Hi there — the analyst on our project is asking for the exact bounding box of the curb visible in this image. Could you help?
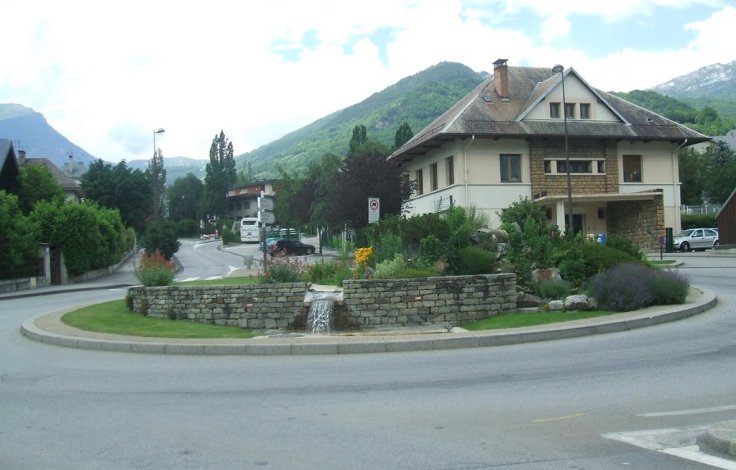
[701,420,736,457]
[21,287,717,356]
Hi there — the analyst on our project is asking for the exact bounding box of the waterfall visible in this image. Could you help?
[307,299,334,335]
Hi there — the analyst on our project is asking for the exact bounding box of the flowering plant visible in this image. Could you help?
[354,246,374,267]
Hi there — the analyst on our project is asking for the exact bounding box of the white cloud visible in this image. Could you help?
[0,0,734,163]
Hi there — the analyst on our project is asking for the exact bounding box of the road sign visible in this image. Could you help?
[368,197,380,224]
[259,210,275,225]
[258,196,274,211]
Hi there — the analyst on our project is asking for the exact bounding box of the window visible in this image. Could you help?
[545,159,606,175]
[445,156,454,185]
[500,154,521,182]
[565,103,575,119]
[580,103,591,119]
[623,155,642,182]
[550,102,561,118]
[415,169,423,195]
[430,163,438,191]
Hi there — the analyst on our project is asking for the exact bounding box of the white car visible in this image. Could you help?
[673,228,719,252]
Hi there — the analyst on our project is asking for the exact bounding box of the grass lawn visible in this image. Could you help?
[62,300,257,339]
[463,310,613,330]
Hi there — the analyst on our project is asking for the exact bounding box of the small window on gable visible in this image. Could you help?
[580,103,591,119]
[550,102,561,119]
[623,155,642,182]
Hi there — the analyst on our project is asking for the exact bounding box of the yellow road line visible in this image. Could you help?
[533,412,587,423]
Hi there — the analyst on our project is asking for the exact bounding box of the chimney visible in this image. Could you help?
[493,58,509,99]
[18,150,26,166]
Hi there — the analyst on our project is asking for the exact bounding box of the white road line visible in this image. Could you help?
[177,277,200,282]
[603,427,736,470]
[638,405,736,417]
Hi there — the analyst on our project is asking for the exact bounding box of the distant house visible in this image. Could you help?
[0,139,20,194]
[225,180,277,222]
[389,59,709,250]
[17,151,84,203]
[716,187,736,246]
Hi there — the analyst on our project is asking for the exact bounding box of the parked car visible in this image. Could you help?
[673,228,719,252]
[269,239,316,256]
[260,237,280,252]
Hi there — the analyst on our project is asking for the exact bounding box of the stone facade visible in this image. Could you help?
[126,273,518,333]
[607,195,664,251]
[530,137,619,197]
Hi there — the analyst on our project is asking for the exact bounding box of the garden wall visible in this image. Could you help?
[126,273,518,332]
[341,274,517,328]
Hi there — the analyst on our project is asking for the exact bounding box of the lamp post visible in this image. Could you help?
[153,128,165,157]
[552,65,573,236]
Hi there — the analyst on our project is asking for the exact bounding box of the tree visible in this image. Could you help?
[149,148,166,220]
[140,219,181,260]
[322,148,412,228]
[0,191,38,278]
[348,125,367,157]
[167,173,203,221]
[702,141,736,204]
[202,131,236,219]
[678,148,705,205]
[394,122,414,149]
[17,164,65,214]
[80,159,151,232]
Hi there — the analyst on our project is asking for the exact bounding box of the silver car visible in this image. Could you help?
[673,228,719,252]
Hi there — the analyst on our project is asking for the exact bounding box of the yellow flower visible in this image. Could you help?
[354,246,373,267]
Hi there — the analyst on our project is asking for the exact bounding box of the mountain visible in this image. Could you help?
[127,156,207,183]
[237,62,486,178]
[649,61,736,126]
[0,103,97,167]
[651,61,736,98]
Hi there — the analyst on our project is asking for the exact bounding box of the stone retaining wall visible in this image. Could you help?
[126,273,517,332]
[342,274,517,328]
[126,283,308,330]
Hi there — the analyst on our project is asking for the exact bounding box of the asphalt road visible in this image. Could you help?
[1,245,735,469]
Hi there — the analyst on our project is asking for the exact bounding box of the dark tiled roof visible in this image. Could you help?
[0,139,20,193]
[390,65,710,163]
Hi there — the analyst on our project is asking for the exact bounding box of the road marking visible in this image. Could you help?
[533,412,586,423]
[603,426,736,470]
[177,277,200,282]
[638,405,736,417]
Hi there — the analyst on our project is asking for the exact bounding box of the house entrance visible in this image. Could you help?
[565,214,585,235]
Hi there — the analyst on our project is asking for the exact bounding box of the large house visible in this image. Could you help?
[389,59,709,249]
[225,180,277,222]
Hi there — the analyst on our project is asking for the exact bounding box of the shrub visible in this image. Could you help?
[580,242,640,278]
[536,279,570,300]
[681,213,716,229]
[587,263,654,311]
[140,219,181,260]
[587,263,690,311]
[221,227,239,245]
[419,235,446,265]
[372,233,403,264]
[605,234,643,260]
[305,259,352,286]
[647,269,690,305]
[392,266,439,278]
[135,250,176,286]
[455,246,495,274]
[374,254,408,279]
[266,257,305,283]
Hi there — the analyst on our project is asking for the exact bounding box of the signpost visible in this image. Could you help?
[258,193,275,271]
[368,197,380,224]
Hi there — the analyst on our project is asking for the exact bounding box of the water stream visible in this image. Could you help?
[306,299,334,335]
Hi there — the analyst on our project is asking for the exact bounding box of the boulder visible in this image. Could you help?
[517,291,542,308]
[564,294,594,311]
[532,267,562,283]
[548,300,564,311]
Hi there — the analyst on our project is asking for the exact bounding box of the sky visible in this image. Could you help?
[2,0,735,163]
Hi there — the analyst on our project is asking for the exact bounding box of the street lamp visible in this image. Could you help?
[153,128,165,157]
[552,64,573,236]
